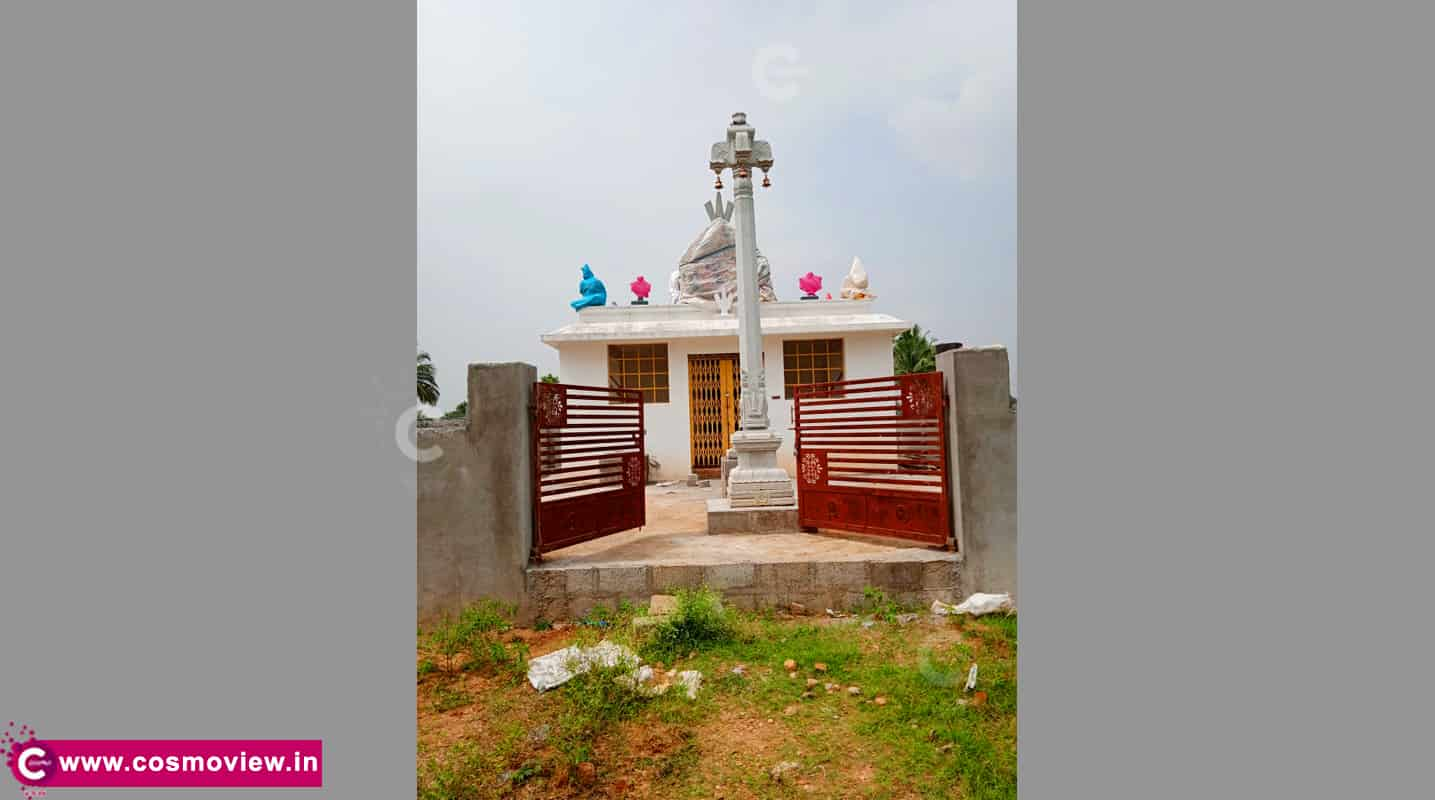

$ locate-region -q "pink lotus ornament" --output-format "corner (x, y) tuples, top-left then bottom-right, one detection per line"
(629, 275), (651, 305)
(798, 272), (823, 300)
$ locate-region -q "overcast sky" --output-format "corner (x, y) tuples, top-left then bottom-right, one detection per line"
(419, 0), (1016, 413)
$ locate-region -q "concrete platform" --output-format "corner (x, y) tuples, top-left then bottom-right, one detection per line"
(519, 483), (960, 623)
(527, 541), (959, 626)
(705, 497), (799, 534)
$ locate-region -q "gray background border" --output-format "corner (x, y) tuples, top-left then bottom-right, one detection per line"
(1021, 1), (1430, 796)
(1, 2), (414, 798)
(2, 1), (1430, 797)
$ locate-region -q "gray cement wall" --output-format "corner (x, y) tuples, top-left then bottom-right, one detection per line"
(417, 362), (535, 623)
(940, 347), (1017, 600)
(526, 556), (960, 624)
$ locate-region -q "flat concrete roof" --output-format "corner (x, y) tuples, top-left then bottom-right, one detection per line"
(541, 299), (912, 347)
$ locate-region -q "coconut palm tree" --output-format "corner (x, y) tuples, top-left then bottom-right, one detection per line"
(893, 325), (938, 375)
(417, 351), (440, 406)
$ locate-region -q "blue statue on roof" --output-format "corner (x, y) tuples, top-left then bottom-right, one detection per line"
(570, 263), (608, 311)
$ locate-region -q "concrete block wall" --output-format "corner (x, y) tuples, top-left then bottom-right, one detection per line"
(523, 557), (960, 624)
(417, 363), (536, 624)
(939, 346), (1017, 601)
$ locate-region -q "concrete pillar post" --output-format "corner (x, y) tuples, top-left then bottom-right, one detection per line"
(415, 362), (536, 623)
(938, 347), (1017, 599)
(467, 362), (537, 572)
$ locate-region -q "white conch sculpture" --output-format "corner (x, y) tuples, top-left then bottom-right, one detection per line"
(840, 256), (875, 300)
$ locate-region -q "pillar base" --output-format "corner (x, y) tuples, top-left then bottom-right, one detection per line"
(705, 498), (799, 534)
(726, 429), (796, 507)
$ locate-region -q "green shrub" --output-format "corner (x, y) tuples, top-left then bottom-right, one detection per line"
(424, 599), (525, 678)
(861, 586), (904, 622)
(640, 586), (734, 661)
(430, 683), (474, 712)
(579, 603), (614, 627)
(554, 661), (651, 766)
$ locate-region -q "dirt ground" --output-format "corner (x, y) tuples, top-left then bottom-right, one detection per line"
(418, 608), (1017, 800)
(643, 482), (716, 533)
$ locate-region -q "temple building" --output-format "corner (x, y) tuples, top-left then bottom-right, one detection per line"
(542, 184), (912, 481)
(541, 294), (910, 482)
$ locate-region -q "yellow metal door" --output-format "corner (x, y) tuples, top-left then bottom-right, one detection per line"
(689, 354), (740, 473)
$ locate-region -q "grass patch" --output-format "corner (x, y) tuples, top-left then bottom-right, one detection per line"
(422, 599), (528, 680)
(638, 585), (735, 662)
(429, 682), (474, 713)
(418, 724), (529, 800)
(552, 661), (658, 766)
(418, 596), (1017, 800)
(861, 585), (912, 622)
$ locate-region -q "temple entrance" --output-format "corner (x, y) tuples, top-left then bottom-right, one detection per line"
(687, 353), (740, 476)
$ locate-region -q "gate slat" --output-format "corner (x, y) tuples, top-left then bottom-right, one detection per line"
(540, 429), (643, 440)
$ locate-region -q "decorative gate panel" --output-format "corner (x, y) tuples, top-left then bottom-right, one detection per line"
(793, 372), (952, 548)
(531, 382), (646, 557)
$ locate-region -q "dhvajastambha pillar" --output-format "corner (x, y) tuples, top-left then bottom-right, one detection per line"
(708, 112), (794, 507)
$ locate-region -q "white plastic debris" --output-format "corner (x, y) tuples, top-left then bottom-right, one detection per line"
(676, 670), (703, 699)
(964, 664), (979, 691)
(616, 664), (670, 697)
(526, 640), (640, 692)
(931, 592), (1014, 617)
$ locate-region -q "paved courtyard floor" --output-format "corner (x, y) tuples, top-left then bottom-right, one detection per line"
(540, 483), (944, 568)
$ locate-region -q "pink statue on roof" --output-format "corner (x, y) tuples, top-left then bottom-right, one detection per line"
(630, 275), (652, 305)
(798, 272), (822, 300)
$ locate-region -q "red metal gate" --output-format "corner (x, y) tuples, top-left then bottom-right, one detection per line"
(793, 372), (953, 548)
(531, 382), (646, 558)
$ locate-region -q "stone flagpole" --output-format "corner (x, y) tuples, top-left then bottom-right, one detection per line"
(709, 112), (795, 507)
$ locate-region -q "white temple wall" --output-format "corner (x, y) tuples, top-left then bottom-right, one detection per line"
(555, 331), (896, 482)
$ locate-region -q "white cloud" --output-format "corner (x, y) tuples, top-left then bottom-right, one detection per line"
(888, 67), (1014, 179)
(759, 0), (1017, 180)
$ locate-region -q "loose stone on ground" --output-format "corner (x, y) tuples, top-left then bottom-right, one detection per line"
(769, 761), (801, 782)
